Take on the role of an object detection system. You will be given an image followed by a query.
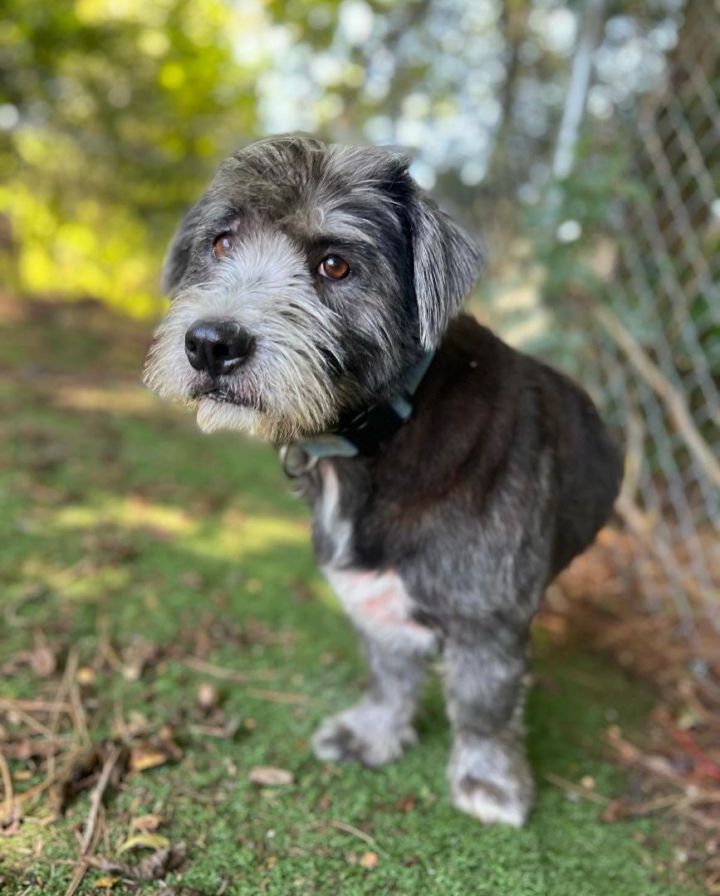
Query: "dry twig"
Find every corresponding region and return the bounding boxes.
[63,744,124,896]
[0,698,73,714]
[0,750,16,828]
[183,658,308,703]
[244,687,310,705]
[69,679,90,749]
[593,303,720,488]
[545,772,610,806]
[46,650,80,788]
[328,819,381,852]
[182,656,277,683]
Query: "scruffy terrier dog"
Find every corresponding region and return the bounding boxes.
[144,135,622,826]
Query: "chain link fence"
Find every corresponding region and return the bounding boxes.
[554,0,719,634]
[482,0,718,643]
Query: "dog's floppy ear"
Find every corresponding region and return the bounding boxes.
[410,192,482,348]
[161,199,205,296]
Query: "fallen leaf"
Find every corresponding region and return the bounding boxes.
[248,766,293,787]
[129,733,182,772]
[30,643,56,678]
[93,876,120,889]
[196,682,220,709]
[119,833,171,854]
[359,851,379,869]
[601,800,627,823]
[131,813,163,832]
[121,639,163,682]
[77,666,97,686]
[130,747,171,772]
[90,843,187,881]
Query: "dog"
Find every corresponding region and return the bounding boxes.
[144,134,622,826]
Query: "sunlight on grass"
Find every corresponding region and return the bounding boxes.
[48,495,311,565]
[53,383,158,415]
[177,511,315,575]
[51,496,197,537]
[50,496,309,558]
[16,556,133,602]
[211,513,309,556]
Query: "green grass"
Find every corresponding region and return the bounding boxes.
[0,299,696,895]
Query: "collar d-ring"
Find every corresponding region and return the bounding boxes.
[279,443,319,478]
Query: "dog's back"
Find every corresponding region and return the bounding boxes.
[368,314,622,580]
[530,350,623,575]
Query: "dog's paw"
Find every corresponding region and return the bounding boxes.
[451,776,531,827]
[448,736,534,827]
[312,703,416,768]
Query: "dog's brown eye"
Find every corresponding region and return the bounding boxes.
[318,255,350,280]
[213,233,234,259]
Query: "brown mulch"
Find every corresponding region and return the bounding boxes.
[538,527,720,891]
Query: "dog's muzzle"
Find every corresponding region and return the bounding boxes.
[184,318,255,377]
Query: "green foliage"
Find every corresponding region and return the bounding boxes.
[0,0,260,315]
[0,0,594,318]
[527,137,647,301]
[513,130,654,369]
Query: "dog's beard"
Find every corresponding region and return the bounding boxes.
[189,362,339,443]
[195,400,270,439]
[144,312,342,442]
[143,236,344,442]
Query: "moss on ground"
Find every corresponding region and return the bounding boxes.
[0,300,698,895]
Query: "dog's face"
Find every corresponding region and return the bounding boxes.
[144,135,481,443]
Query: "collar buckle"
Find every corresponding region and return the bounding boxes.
[279,443,319,478]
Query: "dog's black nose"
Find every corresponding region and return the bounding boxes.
[184,319,254,376]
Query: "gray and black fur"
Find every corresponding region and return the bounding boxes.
[145,134,623,826]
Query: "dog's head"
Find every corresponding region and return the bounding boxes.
[144,135,481,442]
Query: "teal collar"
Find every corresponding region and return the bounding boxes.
[280,350,435,477]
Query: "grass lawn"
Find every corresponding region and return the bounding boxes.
[0,297,698,895]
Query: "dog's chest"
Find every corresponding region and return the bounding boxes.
[313,461,355,567]
[314,462,435,651]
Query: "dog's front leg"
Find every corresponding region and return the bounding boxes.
[442,630,534,826]
[312,568,436,767]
